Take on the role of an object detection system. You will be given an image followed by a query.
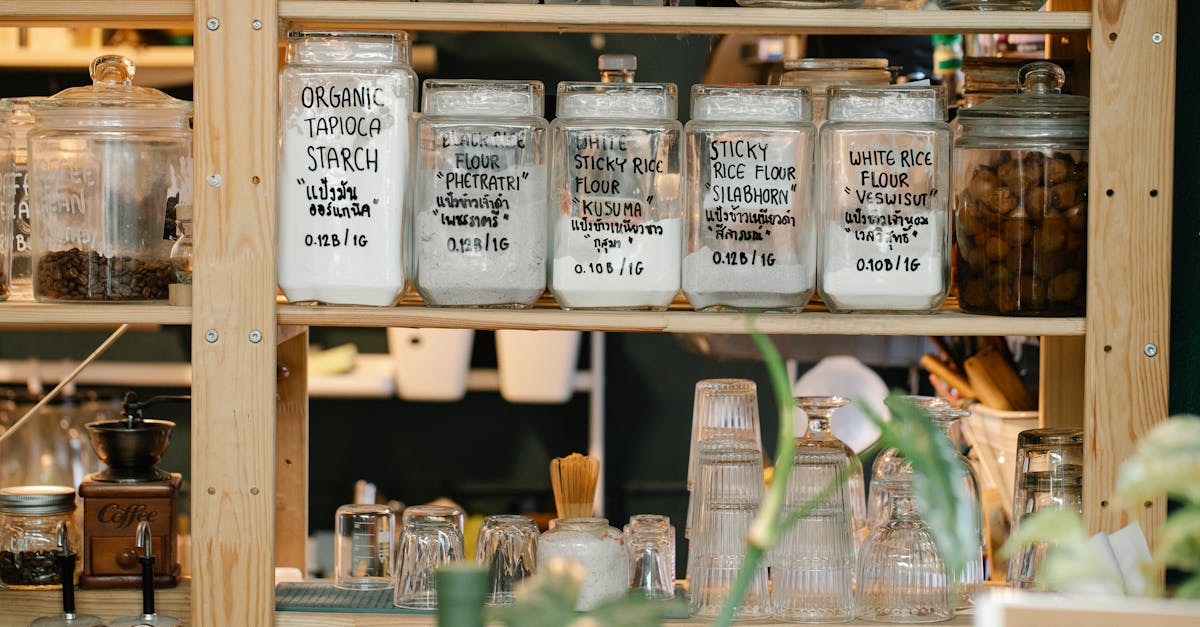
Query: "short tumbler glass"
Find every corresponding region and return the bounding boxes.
[475,514,540,606]
[394,505,466,609]
[335,503,395,590]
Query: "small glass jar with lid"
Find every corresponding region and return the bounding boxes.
[779,58,891,126]
[548,79,682,310]
[29,56,190,303]
[277,30,416,306]
[954,62,1087,316]
[0,97,44,299]
[413,80,548,308]
[938,0,1046,9]
[682,85,816,312]
[818,85,951,313]
[537,517,628,611]
[0,486,81,590]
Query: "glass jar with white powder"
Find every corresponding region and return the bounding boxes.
[818,85,951,313]
[413,80,547,308]
[548,78,682,310]
[537,517,627,611]
[277,30,415,306]
[683,85,816,312]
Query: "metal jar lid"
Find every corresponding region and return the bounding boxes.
[0,485,77,515]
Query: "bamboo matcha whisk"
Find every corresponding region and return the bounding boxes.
[549,453,600,519]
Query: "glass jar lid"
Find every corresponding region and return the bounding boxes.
[956,61,1088,147]
[690,85,811,123]
[423,79,544,117]
[826,85,946,122]
[31,55,191,129]
[780,58,891,91]
[1017,427,1084,447]
[286,30,412,66]
[556,82,676,120]
[0,485,76,515]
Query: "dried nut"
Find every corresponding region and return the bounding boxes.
[1046,158,1072,185]
[1051,181,1080,209]
[1037,220,1068,253]
[1049,269,1083,302]
[1018,275,1048,308]
[1025,186,1050,213]
[1004,217,1034,244]
[960,280,988,307]
[984,188,1017,215]
[985,236,1009,261]
[969,167,998,200]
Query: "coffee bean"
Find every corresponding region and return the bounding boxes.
[36,248,172,301]
[0,549,61,586]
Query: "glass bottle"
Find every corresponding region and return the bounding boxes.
[954,61,1088,316]
[169,204,192,284]
[0,97,45,299]
[778,58,890,126]
[0,486,81,590]
[818,85,951,313]
[413,80,548,308]
[536,517,628,611]
[682,85,817,312]
[30,55,191,303]
[277,30,416,306]
[548,56,683,310]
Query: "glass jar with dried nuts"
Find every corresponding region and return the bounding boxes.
[953,61,1088,316]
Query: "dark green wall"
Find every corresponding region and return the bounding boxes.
[1172,0,1199,415]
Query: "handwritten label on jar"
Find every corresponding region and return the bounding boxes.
[32,158,97,247]
[683,132,813,309]
[416,125,546,305]
[10,164,30,275]
[278,76,409,305]
[821,132,946,310]
[552,129,680,308]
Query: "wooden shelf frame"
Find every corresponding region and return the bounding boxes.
[0,2,1174,627]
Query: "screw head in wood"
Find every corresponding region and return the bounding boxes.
[249,329,263,344]
[1152,32,1164,44]
[1144,343,1158,357]
[205,329,219,343]
[252,19,263,30]
[206,174,222,187]
[206,17,220,31]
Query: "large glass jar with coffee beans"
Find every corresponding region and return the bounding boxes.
[954,61,1087,316]
[29,55,191,302]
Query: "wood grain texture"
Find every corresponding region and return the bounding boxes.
[278,2,1090,35]
[0,302,190,325]
[1047,0,1092,97]
[274,612,975,627]
[190,1,279,626]
[0,0,191,26]
[1040,336,1085,429]
[1086,0,1175,538]
[0,580,191,627]
[276,328,309,572]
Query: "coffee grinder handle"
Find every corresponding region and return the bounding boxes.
[136,521,156,616]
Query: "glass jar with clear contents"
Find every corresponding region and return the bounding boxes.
[954,62,1087,316]
[549,81,682,310]
[29,56,191,303]
[0,486,81,590]
[818,85,951,313]
[413,80,548,308]
[277,30,416,306]
[779,58,890,126]
[683,85,816,312]
[0,105,11,301]
[0,97,44,299]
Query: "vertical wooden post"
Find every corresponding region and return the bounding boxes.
[1040,336,1085,429]
[276,327,310,572]
[1086,0,1174,539]
[191,1,279,625]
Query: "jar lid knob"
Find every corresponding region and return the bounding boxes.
[1018,61,1066,95]
[90,55,136,86]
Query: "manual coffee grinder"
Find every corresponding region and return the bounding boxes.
[78,392,185,588]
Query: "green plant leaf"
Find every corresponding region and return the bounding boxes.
[488,559,584,627]
[1153,505,1200,573]
[1176,574,1200,600]
[996,508,1122,592]
[584,593,685,626]
[1116,416,1200,507]
[864,394,978,580]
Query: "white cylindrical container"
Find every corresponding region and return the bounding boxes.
[682,85,817,312]
[413,80,548,308]
[495,329,581,403]
[817,85,951,313]
[387,328,474,401]
[277,30,416,306]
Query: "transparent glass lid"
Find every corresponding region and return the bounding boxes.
[556,82,677,120]
[957,61,1088,146]
[783,58,889,72]
[690,85,811,123]
[286,29,412,66]
[32,56,190,128]
[826,84,945,122]
[422,79,544,117]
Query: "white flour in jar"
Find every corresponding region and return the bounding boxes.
[537,525,629,611]
[550,215,682,309]
[277,64,412,306]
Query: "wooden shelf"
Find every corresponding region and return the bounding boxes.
[0,45,193,69]
[273,610,975,627]
[278,303,1085,336]
[0,0,192,27]
[0,301,191,325]
[278,3,1091,35]
[0,579,191,626]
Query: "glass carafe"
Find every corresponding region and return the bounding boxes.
[29,55,191,303]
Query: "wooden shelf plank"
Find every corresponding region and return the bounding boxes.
[0,579,191,625]
[278,304,1085,336]
[0,0,193,27]
[0,301,191,325]
[278,3,1090,35]
[273,611,975,627]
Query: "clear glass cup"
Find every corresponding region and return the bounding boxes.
[682,85,817,312]
[537,517,628,611]
[1009,427,1083,532]
[1009,470,1082,589]
[794,397,867,544]
[688,447,770,620]
[856,470,954,623]
[475,514,539,606]
[687,379,764,538]
[770,444,856,622]
[334,503,394,590]
[394,505,466,609]
[625,514,675,599]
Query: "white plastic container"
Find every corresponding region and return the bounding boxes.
[387,328,474,401]
[495,330,581,403]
